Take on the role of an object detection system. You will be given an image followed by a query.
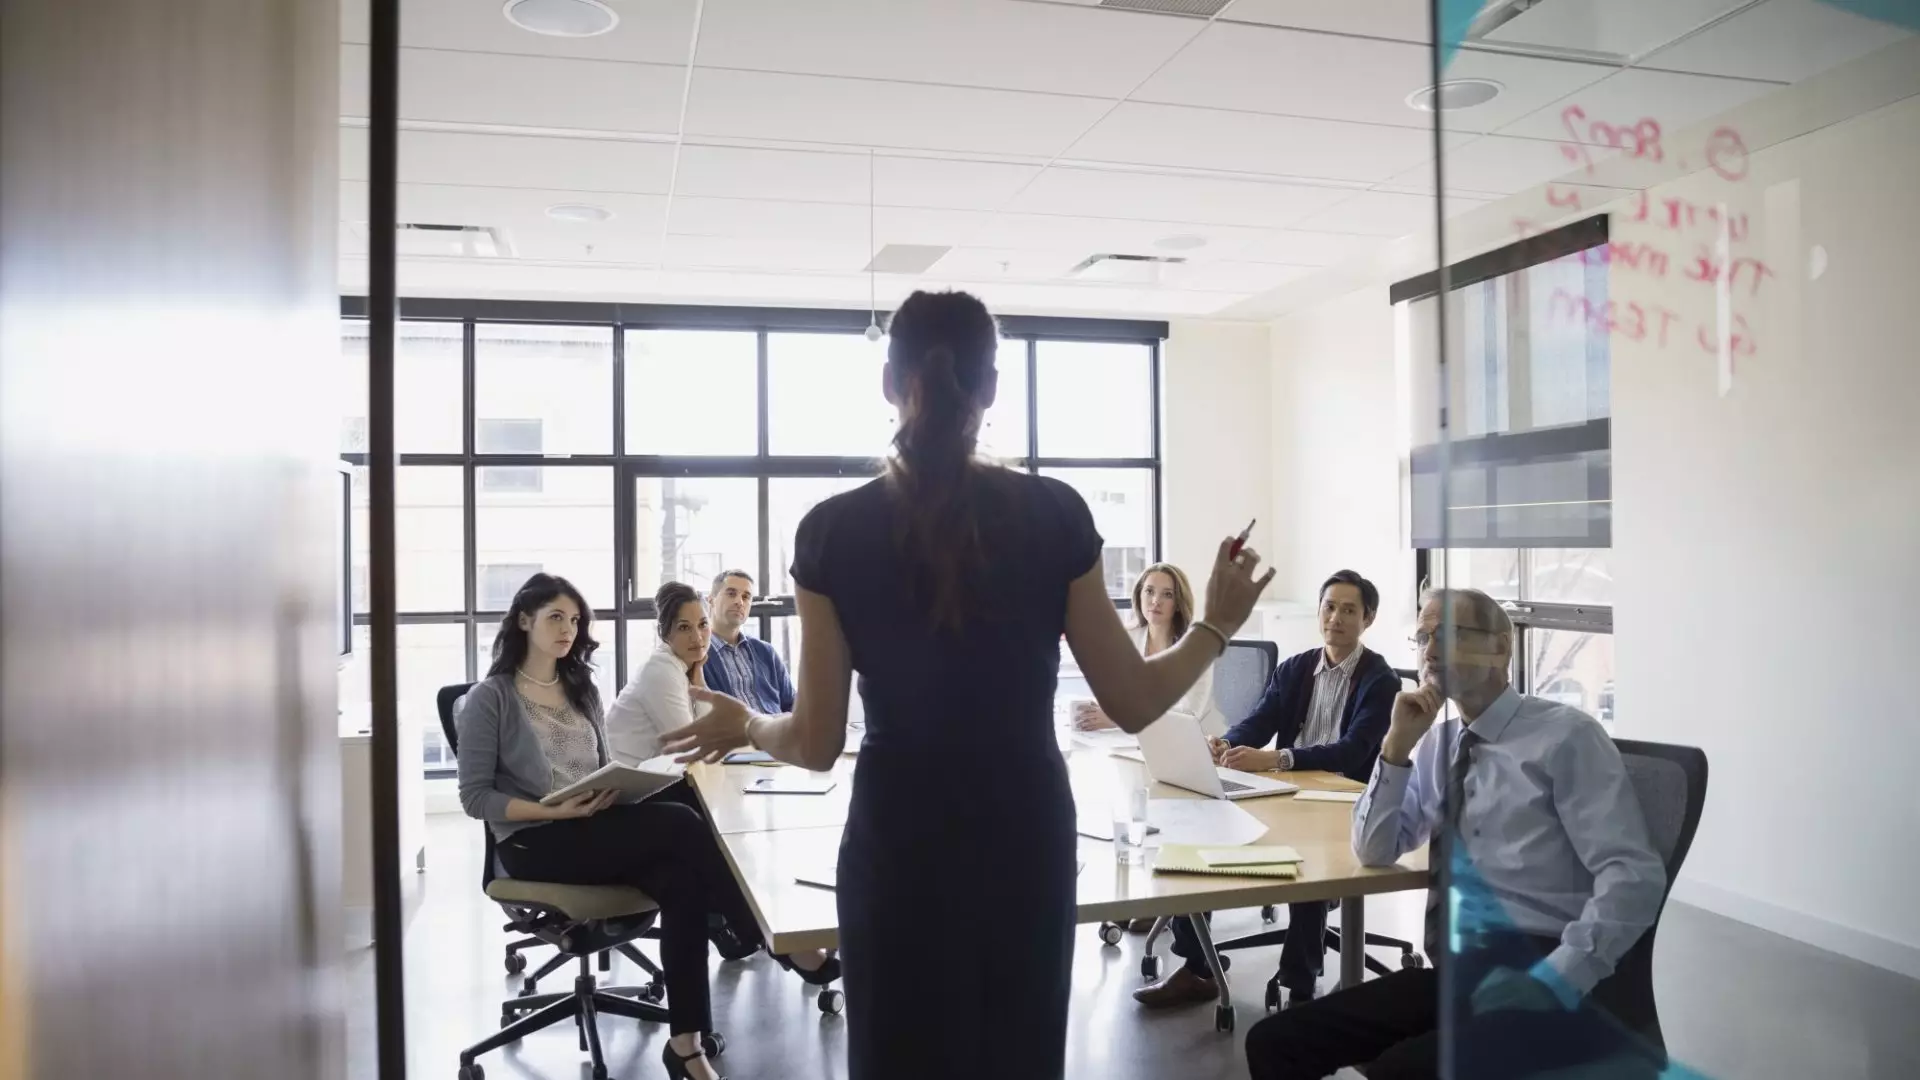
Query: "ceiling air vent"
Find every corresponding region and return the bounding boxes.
[1067,252,1187,284]
[863,244,951,275]
[1098,0,1233,16]
[346,222,516,258]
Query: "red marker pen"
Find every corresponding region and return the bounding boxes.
[1229,519,1256,560]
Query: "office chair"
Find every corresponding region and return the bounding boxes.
[1106,640,1276,951]
[1198,665,1424,1011]
[438,683,714,1080]
[1595,738,1709,1070]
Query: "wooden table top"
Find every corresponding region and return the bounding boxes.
[690,746,1427,954]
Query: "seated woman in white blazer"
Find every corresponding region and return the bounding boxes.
[1073,562,1226,737]
[605,580,717,767]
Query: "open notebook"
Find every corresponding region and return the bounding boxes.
[1153,844,1302,879]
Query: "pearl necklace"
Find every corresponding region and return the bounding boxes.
[516,667,560,688]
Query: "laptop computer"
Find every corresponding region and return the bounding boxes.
[1135,714,1298,801]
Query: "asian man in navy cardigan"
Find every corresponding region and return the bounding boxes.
[1135,570,1398,1010]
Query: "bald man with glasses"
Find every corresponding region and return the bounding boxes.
[1244,587,1665,1080]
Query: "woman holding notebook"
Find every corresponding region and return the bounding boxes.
[454,572,836,1080]
[660,289,1274,1080]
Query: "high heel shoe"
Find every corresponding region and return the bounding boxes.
[662,1041,725,1080]
[772,950,842,986]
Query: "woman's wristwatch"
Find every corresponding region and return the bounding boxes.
[1277,748,1295,771]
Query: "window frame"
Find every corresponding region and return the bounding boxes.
[340,298,1167,776]
[1399,218,1615,706]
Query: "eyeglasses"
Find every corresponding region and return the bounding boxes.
[1407,626,1501,649]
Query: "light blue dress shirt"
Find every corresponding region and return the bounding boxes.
[1353,686,1666,1000]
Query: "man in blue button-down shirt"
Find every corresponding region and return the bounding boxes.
[1246,587,1665,1080]
[702,570,796,717]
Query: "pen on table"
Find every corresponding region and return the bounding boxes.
[1229,518,1256,560]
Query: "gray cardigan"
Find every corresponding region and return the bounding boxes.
[455,674,610,839]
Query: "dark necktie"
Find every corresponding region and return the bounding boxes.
[1424,726,1484,959]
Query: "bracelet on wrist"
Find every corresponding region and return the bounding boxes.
[1189,620,1231,655]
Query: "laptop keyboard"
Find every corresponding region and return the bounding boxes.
[1220,777,1253,793]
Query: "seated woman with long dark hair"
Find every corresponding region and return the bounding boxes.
[455,572,833,1080]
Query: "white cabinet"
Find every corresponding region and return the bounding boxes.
[340,707,426,941]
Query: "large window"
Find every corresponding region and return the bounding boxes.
[340,300,1164,775]
[1400,219,1614,727]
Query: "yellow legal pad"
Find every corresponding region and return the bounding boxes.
[1153,844,1301,879]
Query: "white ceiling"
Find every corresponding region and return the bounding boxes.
[338,0,1910,318]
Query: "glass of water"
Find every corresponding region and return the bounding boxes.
[1111,779,1151,865]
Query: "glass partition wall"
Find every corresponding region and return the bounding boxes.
[1415,3,1918,1076]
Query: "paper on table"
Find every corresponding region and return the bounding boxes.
[1072,728,1139,750]
[1148,798,1267,847]
[1294,789,1362,803]
[1199,845,1303,867]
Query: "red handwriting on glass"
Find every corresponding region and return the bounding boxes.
[1684,250,1776,297]
[1566,241,1673,278]
[1704,127,1750,183]
[1628,190,1751,243]
[1697,313,1757,358]
[1559,106,1664,172]
[1549,287,1755,356]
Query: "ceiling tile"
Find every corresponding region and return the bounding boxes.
[1640,0,1910,83]
[1131,22,1615,134]
[1482,0,1744,60]
[662,234,872,273]
[672,146,1041,209]
[1382,133,1597,195]
[928,248,1089,282]
[344,182,669,263]
[1008,165,1352,228]
[341,0,700,66]
[963,212,1268,254]
[1221,0,1432,43]
[343,129,677,193]
[1229,228,1382,265]
[682,68,1110,157]
[665,196,992,250]
[1496,66,1777,143]
[1292,189,1492,237]
[341,45,685,133]
[1064,101,1450,182]
[694,0,1203,97]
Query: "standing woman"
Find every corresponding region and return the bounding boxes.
[663,290,1272,1079]
[1073,562,1227,738]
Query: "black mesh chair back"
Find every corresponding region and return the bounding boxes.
[1606,738,1710,1061]
[1216,640,1279,722]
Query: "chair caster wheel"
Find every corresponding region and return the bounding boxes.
[642,980,666,1003]
[1140,955,1162,980]
[818,988,845,1016]
[458,1064,485,1080]
[1261,905,1277,925]
[1403,953,1426,969]
[1264,981,1281,1012]
[1098,923,1123,947]
[504,952,527,975]
[703,1032,726,1057]
[590,1065,608,1080]
[499,1011,514,1028]
[1215,1005,1236,1033]
[1218,954,1232,973]
[598,951,611,972]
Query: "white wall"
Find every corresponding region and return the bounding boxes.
[1267,287,1417,667]
[1261,95,1920,978]
[1161,319,1274,596]
[1608,94,1920,976]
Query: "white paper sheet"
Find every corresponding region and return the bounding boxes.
[1147,798,1267,847]
[1072,728,1140,751]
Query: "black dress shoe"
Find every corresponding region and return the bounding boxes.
[663,1042,725,1080]
[773,951,842,986]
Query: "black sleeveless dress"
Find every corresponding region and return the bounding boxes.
[790,471,1101,1080]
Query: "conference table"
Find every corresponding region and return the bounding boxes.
[686,732,1428,1030]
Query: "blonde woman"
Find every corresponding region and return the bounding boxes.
[1073,562,1227,737]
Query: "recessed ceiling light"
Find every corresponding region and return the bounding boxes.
[503,0,619,38]
[1155,234,1208,252]
[1406,78,1504,113]
[547,203,613,223]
